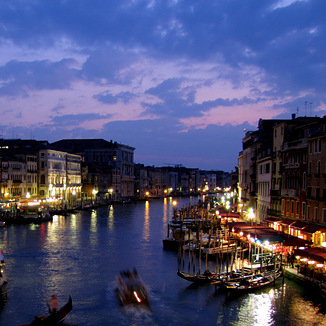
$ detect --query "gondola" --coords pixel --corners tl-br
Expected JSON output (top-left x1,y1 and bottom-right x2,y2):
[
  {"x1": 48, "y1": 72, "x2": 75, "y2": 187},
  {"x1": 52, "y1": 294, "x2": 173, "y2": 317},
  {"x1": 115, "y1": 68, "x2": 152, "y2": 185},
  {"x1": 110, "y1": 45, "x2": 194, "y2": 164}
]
[
  {"x1": 220, "y1": 269, "x2": 282, "y2": 292},
  {"x1": 177, "y1": 268, "x2": 256, "y2": 286},
  {"x1": 116, "y1": 269, "x2": 150, "y2": 307},
  {"x1": 21, "y1": 295, "x2": 72, "y2": 326},
  {"x1": 177, "y1": 269, "x2": 224, "y2": 285}
]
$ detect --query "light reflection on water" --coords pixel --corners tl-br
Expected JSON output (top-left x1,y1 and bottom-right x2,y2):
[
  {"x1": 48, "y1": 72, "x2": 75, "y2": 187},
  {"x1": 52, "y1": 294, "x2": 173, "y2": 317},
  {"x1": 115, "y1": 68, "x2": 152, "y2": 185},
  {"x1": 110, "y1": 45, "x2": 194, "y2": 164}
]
[
  {"x1": 107, "y1": 205, "x2": 114, "y2": 230},
  {"x1": 0, "y1": 198, "x2": 326, "y2": 326},
  {"x1": 142, "y1": 201, "x2": 150, "y2": 242}
]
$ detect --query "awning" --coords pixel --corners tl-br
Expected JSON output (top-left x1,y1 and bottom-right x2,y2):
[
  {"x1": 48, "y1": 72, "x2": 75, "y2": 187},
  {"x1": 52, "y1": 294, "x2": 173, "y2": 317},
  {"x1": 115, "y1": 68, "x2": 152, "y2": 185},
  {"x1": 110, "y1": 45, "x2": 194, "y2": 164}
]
[
  {"x1": 283, "y1": 236, "x2": 311, "y2": 247},
  {"x1": 290, "y1": 220, "x2": 308, "y2": 229},
  {"x1": 263, "y1": 217, "x2": 282, "y2": 223},
  {"x1": 302, "y1": 224, "x2": 326, "y2": 234},
  {"x1": 220, "y1": 212, "x2": 240, "y2": 218},
  {"x1": 295, "y1": 247, "x2": 326, "y2": 264},
  {"x1": 280, "y1": 218, "x2": 296, "y2": 226}
]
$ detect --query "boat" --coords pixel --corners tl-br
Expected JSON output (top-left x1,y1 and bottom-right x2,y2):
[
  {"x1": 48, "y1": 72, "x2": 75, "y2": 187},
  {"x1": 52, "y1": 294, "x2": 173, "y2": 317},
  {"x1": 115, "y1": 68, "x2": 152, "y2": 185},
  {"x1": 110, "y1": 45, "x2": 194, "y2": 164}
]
[
  {"x1": 177, "y1": 269, "x2": 222, "y2": 285},
  {"x1": 220, "y1": 269, "x2": 283, "y2": 292},
  {"x1": 0, "y1": 251, "x2": 7, "y2": 287},
  {"x1": 163, "y1": 222, "x2": 193, "y2": 251},
  {"x1": 17, "y1": 203, "x2": 52, "y2": 224},
  {"x1": 177, "y1": 268, "x2": 258, "y2": 286},
  {"x1": 21, "y1": 295, "x2": 72, "y2": 326},
  {"x1": 116, "y1": 269, "x2": 150, "y2": 307}
]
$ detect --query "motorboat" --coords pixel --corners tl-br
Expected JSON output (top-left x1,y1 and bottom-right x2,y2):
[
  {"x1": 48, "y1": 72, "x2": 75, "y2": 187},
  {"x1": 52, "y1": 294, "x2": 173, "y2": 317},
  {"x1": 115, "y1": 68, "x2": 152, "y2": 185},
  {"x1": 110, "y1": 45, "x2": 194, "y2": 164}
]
[{"x1": 116, "y1": 269, "x2": 150, "y2": 307}]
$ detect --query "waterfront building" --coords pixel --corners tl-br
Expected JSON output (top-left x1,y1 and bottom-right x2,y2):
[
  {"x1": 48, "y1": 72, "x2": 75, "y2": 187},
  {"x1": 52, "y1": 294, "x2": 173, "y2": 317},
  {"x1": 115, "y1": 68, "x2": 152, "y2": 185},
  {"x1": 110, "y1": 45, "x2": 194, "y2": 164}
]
[
  {"x1": 0, "y1": 155, "x2": 27, "y2": 199},
  {"x1": 38, "y1": 148, "x2": 82, "y2": 208},
  {"x1": 52, "y1": 139, "x2": 135, "y2": 200},
  {"x1": 0, "y1": 139, "x2": 48, "y2": 200},
  {"x1": 238, "y1": 114, "x2": 326, "y2": 247}
]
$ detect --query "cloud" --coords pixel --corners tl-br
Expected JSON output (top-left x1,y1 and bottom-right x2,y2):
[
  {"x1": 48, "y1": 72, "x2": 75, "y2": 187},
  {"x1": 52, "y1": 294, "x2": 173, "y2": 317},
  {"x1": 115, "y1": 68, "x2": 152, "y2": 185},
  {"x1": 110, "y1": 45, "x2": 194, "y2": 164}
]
[
  {"x1": 94, "y1": 90, "x2": 137, "y2": 104},
  {"x1": 0, "y1": 0, "x2": 325, "y2": 170},
  {"x1": 0, "y1": 58, "x2": 79, "y2": 96},
  {"x1": 50, "y1": 113, "x2": 112, "y2": 127}
]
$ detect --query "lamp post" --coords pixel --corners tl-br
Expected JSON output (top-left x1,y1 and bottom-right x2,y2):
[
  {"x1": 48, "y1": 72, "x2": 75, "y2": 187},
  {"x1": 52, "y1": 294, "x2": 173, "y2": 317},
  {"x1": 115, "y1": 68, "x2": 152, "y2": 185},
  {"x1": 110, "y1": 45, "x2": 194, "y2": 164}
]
[
  {"x1": 248, "y1": 208, "x2": 255, "y2": 226},
  {"x1": 92, "y1": 189, "x2": 96, "y2": 205},
  {"x1": 72, "y1": 189, "x2": 76, "y2": 209},
  {"x1": 226, "y1": 200, "x2": 230, "y2": 228},
  {"x1": 173, "y1": 200, "x2": 177, "y2": 219}
]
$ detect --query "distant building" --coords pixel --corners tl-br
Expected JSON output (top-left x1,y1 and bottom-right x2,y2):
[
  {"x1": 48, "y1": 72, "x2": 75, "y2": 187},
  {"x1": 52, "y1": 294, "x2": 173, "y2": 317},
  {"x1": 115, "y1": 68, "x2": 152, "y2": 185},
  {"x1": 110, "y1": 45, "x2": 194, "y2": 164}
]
[
  {"x1": 52, "y1": 139, "x2": 135, "y2": 199},
  {"x1": 38, "y1": 148, "x2": 82, "y2": 207}
]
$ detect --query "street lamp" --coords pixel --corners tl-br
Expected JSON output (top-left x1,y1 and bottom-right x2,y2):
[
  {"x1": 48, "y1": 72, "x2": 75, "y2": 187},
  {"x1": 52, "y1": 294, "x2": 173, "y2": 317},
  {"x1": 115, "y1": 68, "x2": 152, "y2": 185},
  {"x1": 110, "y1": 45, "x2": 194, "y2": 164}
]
[
  {"x1": 248, "y1": 208, "x2": 255, "y2": 226},
  {"x1": 72, "y1": 189, "x2": 76, "y2": 208},
  {"x1": 226, "y1": 200, "x2": 230, "y2": 226},
  {"x1": 92, "y1": 189, "x2": 96, "y2": 204},
  {"x1": 172, "y1": 200, "x2": 177, "y2": 219}
]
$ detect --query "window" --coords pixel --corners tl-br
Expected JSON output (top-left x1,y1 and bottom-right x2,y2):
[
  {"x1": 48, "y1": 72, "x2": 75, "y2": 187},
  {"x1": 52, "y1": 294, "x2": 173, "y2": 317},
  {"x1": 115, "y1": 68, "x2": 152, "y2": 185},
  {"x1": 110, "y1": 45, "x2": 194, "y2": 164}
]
[
  {"x1": 307, "y1": 187, "x2": 312, "y2": 199},
  {"x1": 317, "y1": 161, "x2": 321, "y2": 176},
  {"x1": 307, "y1": 205, "x2": 311, "y2": 220},
  {"x1": 302, "y1": 202, "x2": 306, "y2": 219},
  {"x1": 286, "y1": 200, "x2": 290, "y2": 215},
  {"x1": 323, "y1": 209, "x2": 326, "y2": 223},
  {"x1": 316, "y1": 187, "x2": 320, "y2": 200},
  {"x1": 40, "y1": 174, "x2": 46, "y2": 185},
  {"x1": 314, "y1": 207, "x2": 318, "y2": 222},
  {"x1": 296, "y1": 202, "x2": 299, "y2": 217},
  {"x1": 266, "y1": 163, "x2": 270, "y2": 173}
]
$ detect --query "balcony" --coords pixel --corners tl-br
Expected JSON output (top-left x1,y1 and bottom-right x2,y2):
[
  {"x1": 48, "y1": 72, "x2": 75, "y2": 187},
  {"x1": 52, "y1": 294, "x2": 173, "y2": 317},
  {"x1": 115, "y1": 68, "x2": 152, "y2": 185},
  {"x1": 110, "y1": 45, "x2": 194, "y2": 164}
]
[
  {"x1": 283, "y1": 163, "x2": 300, "y2": 169},
  {"x1": 283, "y1": 139, "x2": 307, "y2": 150},
  {"x1": 281, "y1": 189, "x2": 299, "y2": 197}
]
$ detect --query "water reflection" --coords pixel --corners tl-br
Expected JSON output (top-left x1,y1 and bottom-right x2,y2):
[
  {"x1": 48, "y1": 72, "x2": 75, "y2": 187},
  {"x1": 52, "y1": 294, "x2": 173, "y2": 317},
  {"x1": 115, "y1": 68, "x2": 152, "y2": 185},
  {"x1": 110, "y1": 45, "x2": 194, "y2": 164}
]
[
  {"x1": 143, "y1": 201, "x2": 150, "y2": 242},
  {"x1": 1, "y1": 198, "x2": 326, "y2": 326},
  {"x1": 107, "y1": 205, "x2": 114, "y2": 230}
]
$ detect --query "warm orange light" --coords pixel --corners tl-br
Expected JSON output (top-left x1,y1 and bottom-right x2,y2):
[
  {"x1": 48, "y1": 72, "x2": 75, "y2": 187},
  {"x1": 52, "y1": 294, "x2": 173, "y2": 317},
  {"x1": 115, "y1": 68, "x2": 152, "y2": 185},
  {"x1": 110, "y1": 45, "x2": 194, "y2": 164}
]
[{"x1": 133, "y1": 291, "x2": 141, "y2": 303}]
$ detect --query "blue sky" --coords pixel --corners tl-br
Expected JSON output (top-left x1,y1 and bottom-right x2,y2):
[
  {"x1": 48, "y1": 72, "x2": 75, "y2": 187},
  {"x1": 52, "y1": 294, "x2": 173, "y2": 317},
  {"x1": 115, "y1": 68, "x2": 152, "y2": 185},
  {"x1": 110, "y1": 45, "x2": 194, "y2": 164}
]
[{"x1": 0, "y1": 0, "x2": 325, "y2": 171}]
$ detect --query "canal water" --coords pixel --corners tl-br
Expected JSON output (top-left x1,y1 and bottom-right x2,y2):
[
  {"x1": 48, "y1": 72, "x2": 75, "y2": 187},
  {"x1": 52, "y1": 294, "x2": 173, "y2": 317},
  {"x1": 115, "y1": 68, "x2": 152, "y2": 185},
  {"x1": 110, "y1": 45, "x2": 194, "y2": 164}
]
[{"x1": 0, "y1": 197, "x2": 326, "y2": 326}]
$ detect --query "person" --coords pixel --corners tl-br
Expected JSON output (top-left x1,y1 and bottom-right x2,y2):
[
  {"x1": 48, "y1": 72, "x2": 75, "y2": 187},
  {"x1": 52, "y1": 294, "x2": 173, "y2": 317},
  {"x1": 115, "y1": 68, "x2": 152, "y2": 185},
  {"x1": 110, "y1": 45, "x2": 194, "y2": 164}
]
[
  {"x1": 50, "y1": 294, "x2": 58, "y2": 314},
  {"x1": 290, "y1": 251, "x2": 295, "y2": 268},
  {"x1": 287, "y1": 252, "x2": 291, "y2": 267}
]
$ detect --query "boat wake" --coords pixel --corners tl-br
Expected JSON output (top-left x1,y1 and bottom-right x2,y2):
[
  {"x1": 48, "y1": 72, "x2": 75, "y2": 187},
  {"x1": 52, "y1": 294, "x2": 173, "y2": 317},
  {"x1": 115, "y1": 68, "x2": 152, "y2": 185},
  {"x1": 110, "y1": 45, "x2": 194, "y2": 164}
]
[
  {"x1": 122, "y1": 305, "x2": 156, "y2": 326},
  {"x1": 106, "y1": 280, "x2": 157, "y2": 326}
]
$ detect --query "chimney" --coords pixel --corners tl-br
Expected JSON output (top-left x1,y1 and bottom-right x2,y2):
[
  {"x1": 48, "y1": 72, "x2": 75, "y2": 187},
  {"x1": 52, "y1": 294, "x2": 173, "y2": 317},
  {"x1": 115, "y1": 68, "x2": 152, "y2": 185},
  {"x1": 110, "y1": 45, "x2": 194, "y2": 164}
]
[{"x1": 292, "y1": 113, "x2": 296, "y2": 120}]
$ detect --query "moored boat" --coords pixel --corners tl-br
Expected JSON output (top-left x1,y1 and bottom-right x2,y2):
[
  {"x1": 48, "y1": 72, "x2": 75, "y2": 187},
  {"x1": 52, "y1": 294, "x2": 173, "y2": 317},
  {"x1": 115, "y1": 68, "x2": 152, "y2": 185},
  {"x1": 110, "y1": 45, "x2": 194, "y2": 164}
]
[
  {"x1": 0, "y1": 251, "x2": 7, "y2": 287},
  {"x1": 177, "y1": 269, "x2": 221, "y2": 285},
  {"x1": 116, "y1": 269, "x2": 150, "y2": 307},
  {"x1": 220, "y1": 269, "x2": 283, "y2": 292}
]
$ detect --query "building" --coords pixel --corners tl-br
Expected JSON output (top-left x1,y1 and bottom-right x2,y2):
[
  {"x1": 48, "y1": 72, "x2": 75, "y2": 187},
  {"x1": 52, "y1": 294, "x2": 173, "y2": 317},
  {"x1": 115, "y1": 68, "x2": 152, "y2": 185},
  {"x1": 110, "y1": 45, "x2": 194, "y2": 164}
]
[
  {"x1": 52, "y1": 139, "x2": 135, "y2": 199},
  {"x1": 238, "y1": 115, "x2": 326, "y2": 246}
]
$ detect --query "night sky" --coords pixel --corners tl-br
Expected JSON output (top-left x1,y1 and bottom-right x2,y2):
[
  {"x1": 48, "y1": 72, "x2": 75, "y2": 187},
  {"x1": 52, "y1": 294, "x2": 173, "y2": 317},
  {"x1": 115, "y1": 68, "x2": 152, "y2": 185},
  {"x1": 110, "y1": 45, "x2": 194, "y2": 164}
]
[{"x1": 0, "y1": 0, "x2": 325, "y2": 171}]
